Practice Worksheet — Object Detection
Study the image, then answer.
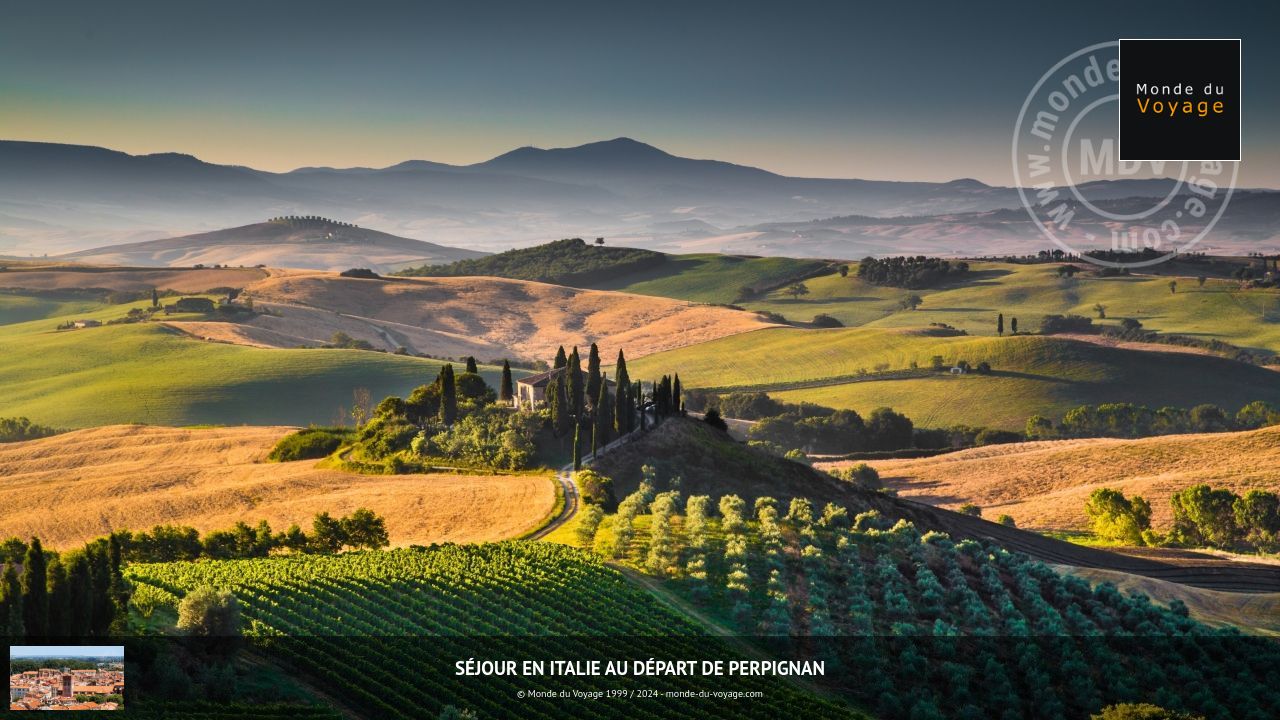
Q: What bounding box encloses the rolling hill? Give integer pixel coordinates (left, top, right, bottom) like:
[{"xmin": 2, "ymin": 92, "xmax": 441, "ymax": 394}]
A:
[
  {"xmin": 820, "ymin": 425, "xmax": 1280, "ymax": 532},
  {"xmin": 60, "ymin": 217, "xmax": 485, "ymax": 272},
  {"xmin": 0, "ymin": 425, "xmax": 555, "ymax": 548},
  {"xmin": 0, "ymin": 306, "xmax": 496, "ymax": 427},
  {"xmin": 629, "ymin": 327, "xmax": 1280, "ymax": 429},
  {"xmin": 175, "ymin": 270, "xmax": 778, "ymax": 363}
]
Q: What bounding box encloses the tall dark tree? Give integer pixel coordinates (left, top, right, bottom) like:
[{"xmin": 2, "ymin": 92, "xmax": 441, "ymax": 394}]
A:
[
  {"xmin": 586, "ymin": 343, "xmax": 602, "ymax": 409},
  {"xmin": 548, "ymin": 374, "xmax": 571, "ymax": 436},
  {"xmin": 638, "ymin": 382, "xmax": 648, "ymax": 431},
  {"xmin": 1011, "ymin": 317, "xmax": 1018, "ymax": 334},
  {"xmin": 572, "ymin": 420, "xmax": 582, "ymax": 471},
  {"xmin": 567, "ymin": 347, "xmax": 585, "ymax": 418},
  {"xmin": 673, "ymin": 374, "xmax": 683, "ymax": 414},
  {"xmin": 151, "ymin": 287, "xmax": 159, "ymax": 308},
  {"xmin": 614, "ymin": 350, "xmax": 631, "ymax": 435},
  {"xmin": 21, "ymin": 538, "xmax": 48, "ymax": 638},
  {"xmin": 593, "ymin": 373, "xmax": 612, "ymax": 454},
  {"xmin": 46, "ymin": 557, "xmax": 69, "ymax": 637},
  {"xmin": 1, "ymin": 565, "xmax": 22, "ymax": 636},
  {"xmin": 553, "ymin": 346, "xmax": 567, "ymax": 369},
  {"xmin": 66, "ymin": 552, "xmax": 93, "ymax": 637},
  {"xmin": 997, "ymin": 313, "xmax": 1004, "ymax": 336},
  {"xmin": 438, "ymin": 364, "xmax": 458, "ymax": 425},
  {"xmin": 465, "ymin": 356, "xmax": 479, "ymax": 374},
  {"xmin": 88, "ymin": 544, "xmax": 113, "ymax": 637},
  {"xmin": 499, "ymin": 360, "xmax": 514, "ymax": 404}
]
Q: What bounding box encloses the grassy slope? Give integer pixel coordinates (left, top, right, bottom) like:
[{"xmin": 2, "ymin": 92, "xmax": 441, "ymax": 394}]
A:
[
  {"xmin": 0, "ymin": 305, "xmax": 500, "ymax": 427},
  {"xmin": 745, "ymin": 262, "xmax": 1280, "ymax": 352},
  {"xmin": 631, "ymin": 327, "xmax": 1280, "ymax": 429},
  {"xmin": 0, "ymin": 425, "xmax": 555, "ymax": 547},
  {"xmin": 824, "ymin": 424, "xmax": 1280, "ymax": 532},
  {"xmin": 585, "ymin": 253, "xmax": 829, "ymax": 304},
  {"xmin": 0, "ymin": 294, "xmax": 106, "ymax": 324}
]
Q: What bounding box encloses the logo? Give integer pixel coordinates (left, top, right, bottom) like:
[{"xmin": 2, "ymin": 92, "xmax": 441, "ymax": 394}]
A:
[{"xmin": 1012, "ymin": 41, "xmax": 1238, "ymax": 268}]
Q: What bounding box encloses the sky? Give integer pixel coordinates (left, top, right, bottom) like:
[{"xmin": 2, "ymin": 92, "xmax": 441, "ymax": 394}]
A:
[
  {"xmin": 10, "ymin": 646, "xmax": 124, "ymax": 659},
  {"xmin": 2, "ymin": 0, "xmax": 1278, "ymax": 186}
]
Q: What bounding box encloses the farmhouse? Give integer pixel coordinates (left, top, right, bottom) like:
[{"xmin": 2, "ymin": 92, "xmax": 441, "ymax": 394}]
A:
[
  {"xmin": 72, "ymin": 319, "xmax": 101, "ymax": 329},
  {"xmin": 514, "ymin": 367, "xmax": 615, "ymax": 410},
  {"xmin": 167, "ymin": 297, "xmax": 216, "ymax": 313}
]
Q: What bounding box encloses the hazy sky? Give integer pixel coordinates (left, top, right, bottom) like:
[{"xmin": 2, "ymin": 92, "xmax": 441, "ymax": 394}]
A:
[{"xmin": 2, "ymin": 0, "xmax": 1277, "ymax": 185}]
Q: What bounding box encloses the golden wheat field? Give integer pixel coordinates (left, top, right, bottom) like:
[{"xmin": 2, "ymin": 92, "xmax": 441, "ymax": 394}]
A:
[
  {"xmin": 170, "ymin": 270, "xmax": 776, "ymax": 362},
  {"xmin": 0, "ymin": 425, "xmax": 556, "ymax": 548},
  {"xmin": 817, "ymin": 426, "xmax": 1280, "ymax": 531}
]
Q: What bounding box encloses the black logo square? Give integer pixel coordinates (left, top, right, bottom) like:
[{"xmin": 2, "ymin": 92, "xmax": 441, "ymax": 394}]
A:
[{"xmin": 1119, "ymin": 39, "xmax": 1240, "ymax": 161}]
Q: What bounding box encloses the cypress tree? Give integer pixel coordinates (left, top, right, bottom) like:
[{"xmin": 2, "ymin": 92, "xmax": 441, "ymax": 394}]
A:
[
  {"xmin": 21, "ymin": 537, "xmax": 48, "ymax": 638},
  {"xmin": 567, "ymin": 347, "xmax": 585, "ymax": 419},
  {"xmin": 997, "ymin": 313, "xmax": 1004, "ymax": 336},
  {"xmin": 614, "ymin": 350, "xmax": 631, "ymax": 435},
  {"xmin": 553, "ymin": 346, "xmax": 567, "ymax": 369},
  {"xmin": 2, "ymin": 565, "xmax": 22, "ymax": 637},
  {"xmin": 66, "ymin": 552, "xmax": 91, "ymax": 637},
  {"xmin": 438, "ymin": 364, "xmax": 457, "ymax": 425},
  {"xmin": 572, "ymin": 420, "xmax": 582, "ymax": 471},
  {"xmin": 151, "ymin": 287, "xmax": 159, "ymax": 308},
  {"xmin": 499, "ymin": 360, "xmax": 514, "ymax": 403},
  {"xmin": 586, "ymin": 343, "xmax": 602, "ymax": 409},
  {"xmin": 594, "ymin": 373, "xmax": 612, "ymax": 452},
  {"xmin": 465, "ymin": 356, "xmax": 479, "ymax": 374},
  {"xmin": 88, "ymin": 544, "xmax": 113, "ymax": 637},
  {"xmin": 673, "ymin": 374, "xmax": 682, "ymax": 415},
  {"xmin": 1011, "ymin": 318, "xmax": 1018, "ymax": 334},
  {"xmin": 46, "ymin": 557, "xmax": 69, "ymax": 637},
  {"xmin": 548, "ymin": 374, "xmax": 571, "ymax": 436},
  {"xmin": 638, "ymin": 382, "xmax": 648, "ymax": 431}
]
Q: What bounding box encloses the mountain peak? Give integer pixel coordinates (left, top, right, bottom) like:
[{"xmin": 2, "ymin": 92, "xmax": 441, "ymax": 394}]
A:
[{"xmin": 479, "ymin": 137, "xmax": 672, "ymax": 167}]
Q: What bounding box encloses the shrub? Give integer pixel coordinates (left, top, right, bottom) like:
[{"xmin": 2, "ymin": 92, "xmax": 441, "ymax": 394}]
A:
[
  {"xmin": 957, "ymin": 504, "xmax": 982, "ymax": 517},
  {"xmin": 702, "ymin": 408, "xmax": 729, "ymax": 432},
  {"xmin": 811, "ymin": 313, "xmax": 844, "ymax": 328},
  {"xmin": 575, "ymin": 470, "xmax": 615, "ymax": 508},
  {"xmin": 1085, "ymin": 488, "xmax": 1152, "ymax": 545},
  {"xmin": 1039, "ymin": 314, "xmax": 1094, "ymax": 334},
  {"xmin": 267, "ymin": 427, "xmax": 353, "ymax": 462},
  {"xmin": 177, "ymin": 586, "xmax": 241, "ymax": 636},
  {"xmin": 974, "ymin": 428, "xmax": 1022, "ymax": 446},
  {"xmin": 996, "ymin": 514, "xmax": 1017, "ymax": 527}
]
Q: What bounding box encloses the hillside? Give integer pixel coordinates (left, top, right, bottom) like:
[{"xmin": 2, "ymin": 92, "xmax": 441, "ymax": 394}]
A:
[
  {"xmin": 398, "ymin": 236, "xmax": 665, "ymax": 284},
  {"xmin": 740, "ymin": 261, "xmax": 1280, "ymax": 354},
  {"xmin": 0, "ymin": 425, "xmax": 554, "ymax": 547},
  {"xmin": 630, "ymin": 328, "xmax": 1280, "ymax": 429},
  {"xmin": 124, "ymin": 543, "xmax": 861, "ymax": 719},
  {"xmin": 184, "ymin": 270, "xmax": 777, "ymax": 362},
  {"xmin": 583, "ymin": 252, "xmax": 831, "ymax": 304},
  {"xmin": 586, "ymin": 417, "xmax": 1280, "ymax": 593},
  {"xmin": 820, "ymin": 425, "xmax": 1280, "ymax": 532},
  {"xmin": 0, "ymin": 312, "xmax": 489, "ymax": 427},
  {"xmin": 60, "ymin": 218, "xmax": 485, "ymax": 272}
]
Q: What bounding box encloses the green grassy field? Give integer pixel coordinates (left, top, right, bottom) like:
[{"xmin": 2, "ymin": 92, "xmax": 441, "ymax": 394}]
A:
[
  {"xmin": 0, "ymin": 293, "xmax": 107, "ymax": 325},
  {"xmin": 0, "ymin": 308, "xmax": 505, "ymax": 428},
  {"xmin": 742, "ymin": 262, "xmax": 1280, "ymax": 352},
  {"xmin": 631, "ymin": 327, "xmax": 1280, "ymax": 429},
  {"xmin": 586, "ymin": 253, "xmax": 829, "ymax": 304}
]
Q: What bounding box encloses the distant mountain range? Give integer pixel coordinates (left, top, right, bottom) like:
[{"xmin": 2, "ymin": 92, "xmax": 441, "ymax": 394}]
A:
[
  {"xmin": 58, "ymin": 218, "xmax": 485, "ymax": 272},
  {"xmin": 1, "ymin": 138, "xmax": 1277, "ymax": 260}
]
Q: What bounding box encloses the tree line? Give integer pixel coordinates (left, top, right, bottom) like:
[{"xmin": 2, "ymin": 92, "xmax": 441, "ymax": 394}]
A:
[
  {"xmin": 0, "ymin": 535, "xmax": 125, "ymax": 639},
  {"xmin": 118, "ymin": 509, "xmax": 390, "ymax": 563},
  {"xmin": 1086, "ymin": 485, "xmax": 1280, "ymax": 551},
  {"xmin": 1027, "ymin": 400, "xmax": 1280, "ymax": 440},
  {"xmin": 856, "ymin": 256, "xmax": 970, "ymax": 289}
]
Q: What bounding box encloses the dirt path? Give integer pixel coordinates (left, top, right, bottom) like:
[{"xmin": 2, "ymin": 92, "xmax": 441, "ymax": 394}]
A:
[{"xmin": 525, "ymin": 466, "xmax": 578, "ymax": 540}]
